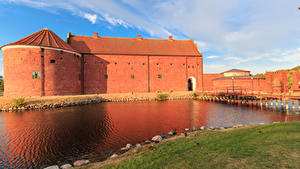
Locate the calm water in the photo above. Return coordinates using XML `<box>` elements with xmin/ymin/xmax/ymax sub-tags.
<box><xmin>0</xmin><ymin>100</ymin><xmax>299</xmax><ymax>168</ymax></box>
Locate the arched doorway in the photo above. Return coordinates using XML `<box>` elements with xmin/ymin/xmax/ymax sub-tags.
<box><xmin>187</xmin><ymin>77</ymin><xmax>196</xmax><ymax>91</ymax></box>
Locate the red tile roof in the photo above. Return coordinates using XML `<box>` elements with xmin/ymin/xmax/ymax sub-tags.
<box><xmin>68</xmin><ymin>35</ymin><xmax>202</xmax><ymax>56</ymax></box>
<box><xmin>1</xmin><ymin>28</ymin><xmax>78</xmax><ymax>53</ymax></box>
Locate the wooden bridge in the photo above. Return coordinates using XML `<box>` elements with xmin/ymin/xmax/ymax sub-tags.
<box><xmin>199</xmin><ymin>91</ymin><xmax>300</xmax><ymax>114</ymax></box>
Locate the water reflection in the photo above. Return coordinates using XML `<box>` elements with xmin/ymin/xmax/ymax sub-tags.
<box><xmin>0</xmin><ymin>100</ymin><xmax>299</xmax><ymax>168</ymax></box>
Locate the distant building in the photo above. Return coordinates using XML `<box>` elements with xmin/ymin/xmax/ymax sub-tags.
<box><xmin>221</xmin><ymin>69</ymin><xmax>250</xmax><ymax>77</ymax></box>
<box><xmin>0</xmin><ymin>29</ymin><xmax>203</xmax><ymax>97</ymax></box>
<box><xmin>203</xmin><ymin>69</ymin><xmax>299</xmax><ymax>95</ymax></box>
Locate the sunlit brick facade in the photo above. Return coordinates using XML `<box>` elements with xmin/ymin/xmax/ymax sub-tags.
<box><xmin>1</xmin><ymin>29</ymin><xmax>203</xmax><ymax>97</ymax></box>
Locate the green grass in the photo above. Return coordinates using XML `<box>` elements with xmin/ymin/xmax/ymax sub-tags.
<box><xmin>100</xmin><ymin>122</ymin><xmax>300</xmax><ymax>169</ymax></box>
<box><xmin>156</xmin><ymin>93</ymin><xmax>168</xmax><ymax>101</ymax></box>
<box><xmin>192</xmin><ymin>93</ymin><xmax>199</xmax><ymax>99</ymax></box>
<box><xmin>12</xmin><ymin>97</ymin><xmax>25</xmax><ymax>107</ymax></box>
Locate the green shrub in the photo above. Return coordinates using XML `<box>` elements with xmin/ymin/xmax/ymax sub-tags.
<box><xmin>13</xmin><ymin>97</ymin><xmax>25</xmax><ymax>107</ymax></box>
<box><xmin>0</xmin><ymin>82</ymin><xmax>3</xmax><ymax>91</ymax></box>
<box><xmin>0</xmin><ymin>79</ymin><xmax>3</xmax><ymax>91</ymax></box>
<box><xmin>156</xmin><ymin>93</ymin><xmax>168</xmax><ymax>101</ymax></box>
<box><xmin>192</xmin><ymin>93</ymin><xmax>199</xmax><ymax>99</ymax></box>
<box><xmin>287</xmin><ymin>73</ymin><xmax>292</xmax><ymax>89</ymax></box>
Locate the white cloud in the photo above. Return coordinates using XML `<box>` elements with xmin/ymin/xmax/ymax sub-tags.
<box><xmin>206</xmin><ymin>55</ymin><xmax>219</xmax><ymax>59</ymax></box>
<box><xmin>195</xmin><ymin>40</ymin><xmax>209</xmax><ymax>51</ymax></box>
<box><xmin>83</xmin><ymin>13</ymin><xmax>97</xmax><ymax>24</ymax></box>
<box><xmin>102</xmin><ymin>14</ymin><xmax>130</xmax><ymax>28</ymax></box>
<box><xmin>204</xmin><ymin>64</ymin><xmax>229</xmax><ymax>73</ymax></box>
<box><xmin>2</xmin><ymin>0</ymin><xmax>300</xmax><ymax>73</ymax></box>
<box><xmin>271</xmin><ymin>48</ymin><xmax>300</xmax><ymax>62</ymax></box>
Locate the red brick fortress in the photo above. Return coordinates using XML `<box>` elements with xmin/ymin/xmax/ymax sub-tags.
<box><xmin>1</xmin><ymin>29</ymin><xmax>203</xmax><ymax>97</ymax></box>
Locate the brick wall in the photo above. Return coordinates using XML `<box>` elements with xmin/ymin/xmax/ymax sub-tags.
<box><xmin>291</xmin><ymin>71</ymin><xmax>300</xmax><ymax>92</ymax></box>
<box><xmin>3</xmin><ymin>47</ymin><xmax>81</xmax><ymax>97</ymax></box>
<box><xmin>83</xmin><ymin>54</ymin><xmax>203</xmax><ymax>94</ymax></box>
<box><xmin>3</xmin><ymin>48</ymin><xmax>42</xmax><ymax>97</ymax></box>
<box><xmin>43</xmin><ymin>49</ymin><xmax>81</xmax><ymax>96</ymax></box>
<box><xmin>203</xmin><ymin>74</ymin><xmax>222</xmax><ymax>91</ymax></box>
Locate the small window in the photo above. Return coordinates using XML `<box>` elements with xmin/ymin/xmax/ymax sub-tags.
<box><xmin>60</xmin><ymin>57</ymin><xmax>63</xmax><ymax>60</ymax></box>
<box><xmin>115</xmin><ymin>62</ymin><xmax>117</xmax><ymax>65</ymax></box>
<box><xmin>188</xmin><ymin>66</ymin><xmax>190</xmax><ymax>68</ymax></box>
<box><xmin>170</xmin><ymin>63</ymin><xmax>173</xmax><ymax>66</ymax></box>
<box><xmin>41</xmin><ymin>48</ymin><xmax>44</xmax><ymax>52</ymax></box>
<box><xmin>104</xmin><ymin>74</ymin><xmax>108</xmax><ymax>79</ymax></box>
<box><xmin>142</xmin><ymin>63</ymin><xmax>145</xmax><ymax>65</ymax></box>
<box><xmin>131</xmin><ymin>74</ymin><xmax>135</xmax><ymax>79</ymax></box>
<box><xmin>197</xmin><ymin>64</ymin><xmax>200</xmax><ymax>66</ymax></box>
<box><xmin>156</xmin><ymin>63</ymin><xmax>159</xmax><ymax>66</ymax></box>
<box><xmin>50</xmin><ymin>60</ymin><xmax>56</xmax><ymax>64</ymax></box>
<box><xmin>158</xmin><ymin>74</ymin><xmax>162</xmax><ymax>79</ymax></box>
<box><xmin>128</xmin><ymin>62</ymin><xmax>131</xmax><ymax>65</ymax></box>
<box><xmin>32</xmin><ymin>71</ymin><xmax>40</xmax><ymax>79</ymax></box>
<box><xmin>183</xmin><ymin>64</ymin><xmax>185</xmax><ymax>66</ymax></box>
<box><xmin>78</xmin><ymin>74</ymin><xmax>81</xmax><ymax>80</ymax></box>
<box><xmin>60</xmin><ymin>50</ymin><xmax>63</xmax><ymax>54</ymax></box>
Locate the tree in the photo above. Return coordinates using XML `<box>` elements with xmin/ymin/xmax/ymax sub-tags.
<box><xmin>253</xmin><ymin>73</ymin><xmax>265</xmax><ymax>78</ymax></box>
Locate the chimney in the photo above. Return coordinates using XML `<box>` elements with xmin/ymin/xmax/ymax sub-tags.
<box><xmin>169</xmin><ymin>35</ymin><xmax>173</xmax><ymax>41</ymax></box>
<box><xmin>94</xmin><ymin>32</ymin><xmax>98</xmax><ymax>38</ymax></box>
<box><xmin>137</xmin><ymin>34</ymin><xmax>142</xmax><ymax>40</ymax></box>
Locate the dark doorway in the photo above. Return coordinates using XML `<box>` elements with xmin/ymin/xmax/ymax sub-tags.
<box><xmin>188</xmin><ymin>79</ymin><xmax>193</xmax><ymax>91</ymax></box>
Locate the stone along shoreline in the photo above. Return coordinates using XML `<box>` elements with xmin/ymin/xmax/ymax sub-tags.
<box><xmin>0</xmin><ymin>91</ymin><xmax>198</xmax><ymax>112</ymax></box>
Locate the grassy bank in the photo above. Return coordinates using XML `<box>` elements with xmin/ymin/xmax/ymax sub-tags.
<box><xmin>0</xmin><ymin>91</ymin><xmax>196</xmax><ymax>111</ymax></box>
<box><xmin>82</xmin><ymin>122</ymin><xmax>300</xmax><ymax>169</ymax></box>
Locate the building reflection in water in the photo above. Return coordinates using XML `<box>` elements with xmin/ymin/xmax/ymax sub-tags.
<box><xmin>0</xmin><ymin>100</ymin><xmax>299</xmax><ymax>168</ymax></box>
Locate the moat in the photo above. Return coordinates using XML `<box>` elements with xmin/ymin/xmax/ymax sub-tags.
<box><xmin>0</xmin><ymin>100</ymin><xmax>299</xmax><ymax>168</ymax></box>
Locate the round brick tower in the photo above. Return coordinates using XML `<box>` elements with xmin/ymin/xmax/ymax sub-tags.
<box><xmin>1</xmin><ymin>28</ymin><xmax>82</xmax><ymax>97</ymax></box>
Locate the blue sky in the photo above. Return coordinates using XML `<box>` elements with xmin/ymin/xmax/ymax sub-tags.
<box><xmin>0</xmin><ymin>0</ymin><xmax>300</xmax><ymax>76</ymax></box>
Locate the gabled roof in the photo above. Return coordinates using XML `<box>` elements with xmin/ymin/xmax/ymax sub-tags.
<box><xmin>68</xmin><ymin>35</ymin><xmax>202</xmax><ymax>56</ymax></box>
<box><xmin>1</xmin><ymin>28</ymin><xmax>78</xmax><ymax>53</ymax></box>
<box><xmin>221</xmin><ymin>69</ymin><xmax>250</xmax><ymax>73</ymax></box>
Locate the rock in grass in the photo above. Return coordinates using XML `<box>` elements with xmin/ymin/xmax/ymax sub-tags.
<box><xmin>172</xmin><ymin>129</ymin><xmax>177</xmax><ymax>135</ymax></box>
<box><xmin>161</xmin><ymin>134</ymin><xmax>169</xmax><ymax>139</ymax></box>
<box><xmin>192</xmin><ymin>126</ymin><xmax>199</xmax><ymax>131</ymax></box>
<box><xmin>73</xmin><ymin>160</ymin><xmax>90</xmax><ymax>167</ymax></box>
<box><xmin>152</xmin><ymin>135</ymin><xmax>162</xmax><ymax>143</ymax></box>
<box><xmin>44</xmin><ymin>165</ymin><xmax>59</xmax><ymax>169</ymax></box>
<box><xmin>145</xmin><ymin>140</ymin><xmax>151</xmax><ymax>144</ymax></box>
<box><xmin>136</xmin><ymin>143</ymin><xmax>142</xmax><ymax>147</ymax></box>
<box><xmin>126</xmin><ymin>144</ymin><xmax>132</xmax><ymax>149</ymax></box>
<box><xmin>184</xmin><ymin>128</ymin><xmax>190</xmax><ymax>132</ymax></box>
<box><xmin>60</xmin><ymin>164</ymin><xmax>72</xmax><ymax>169</ymax></box>
<box><xmin>121</xmin><ymin>147</ymin><xmax>129</xmax><ymax>151</ymax></box>
<box><xmin>200</xmin><ymin>126</ymin><xmax>205</xmax><ymax>130</ymax></box>
<box><xmin>168</xmin><ymin>131</ymin><xmax>174</xmax><ymax>135</ymax></box>
<box><xmin>110</xmin><ymin>154</ymin><xmax>118</xmax><ymax>158</ymax></box>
